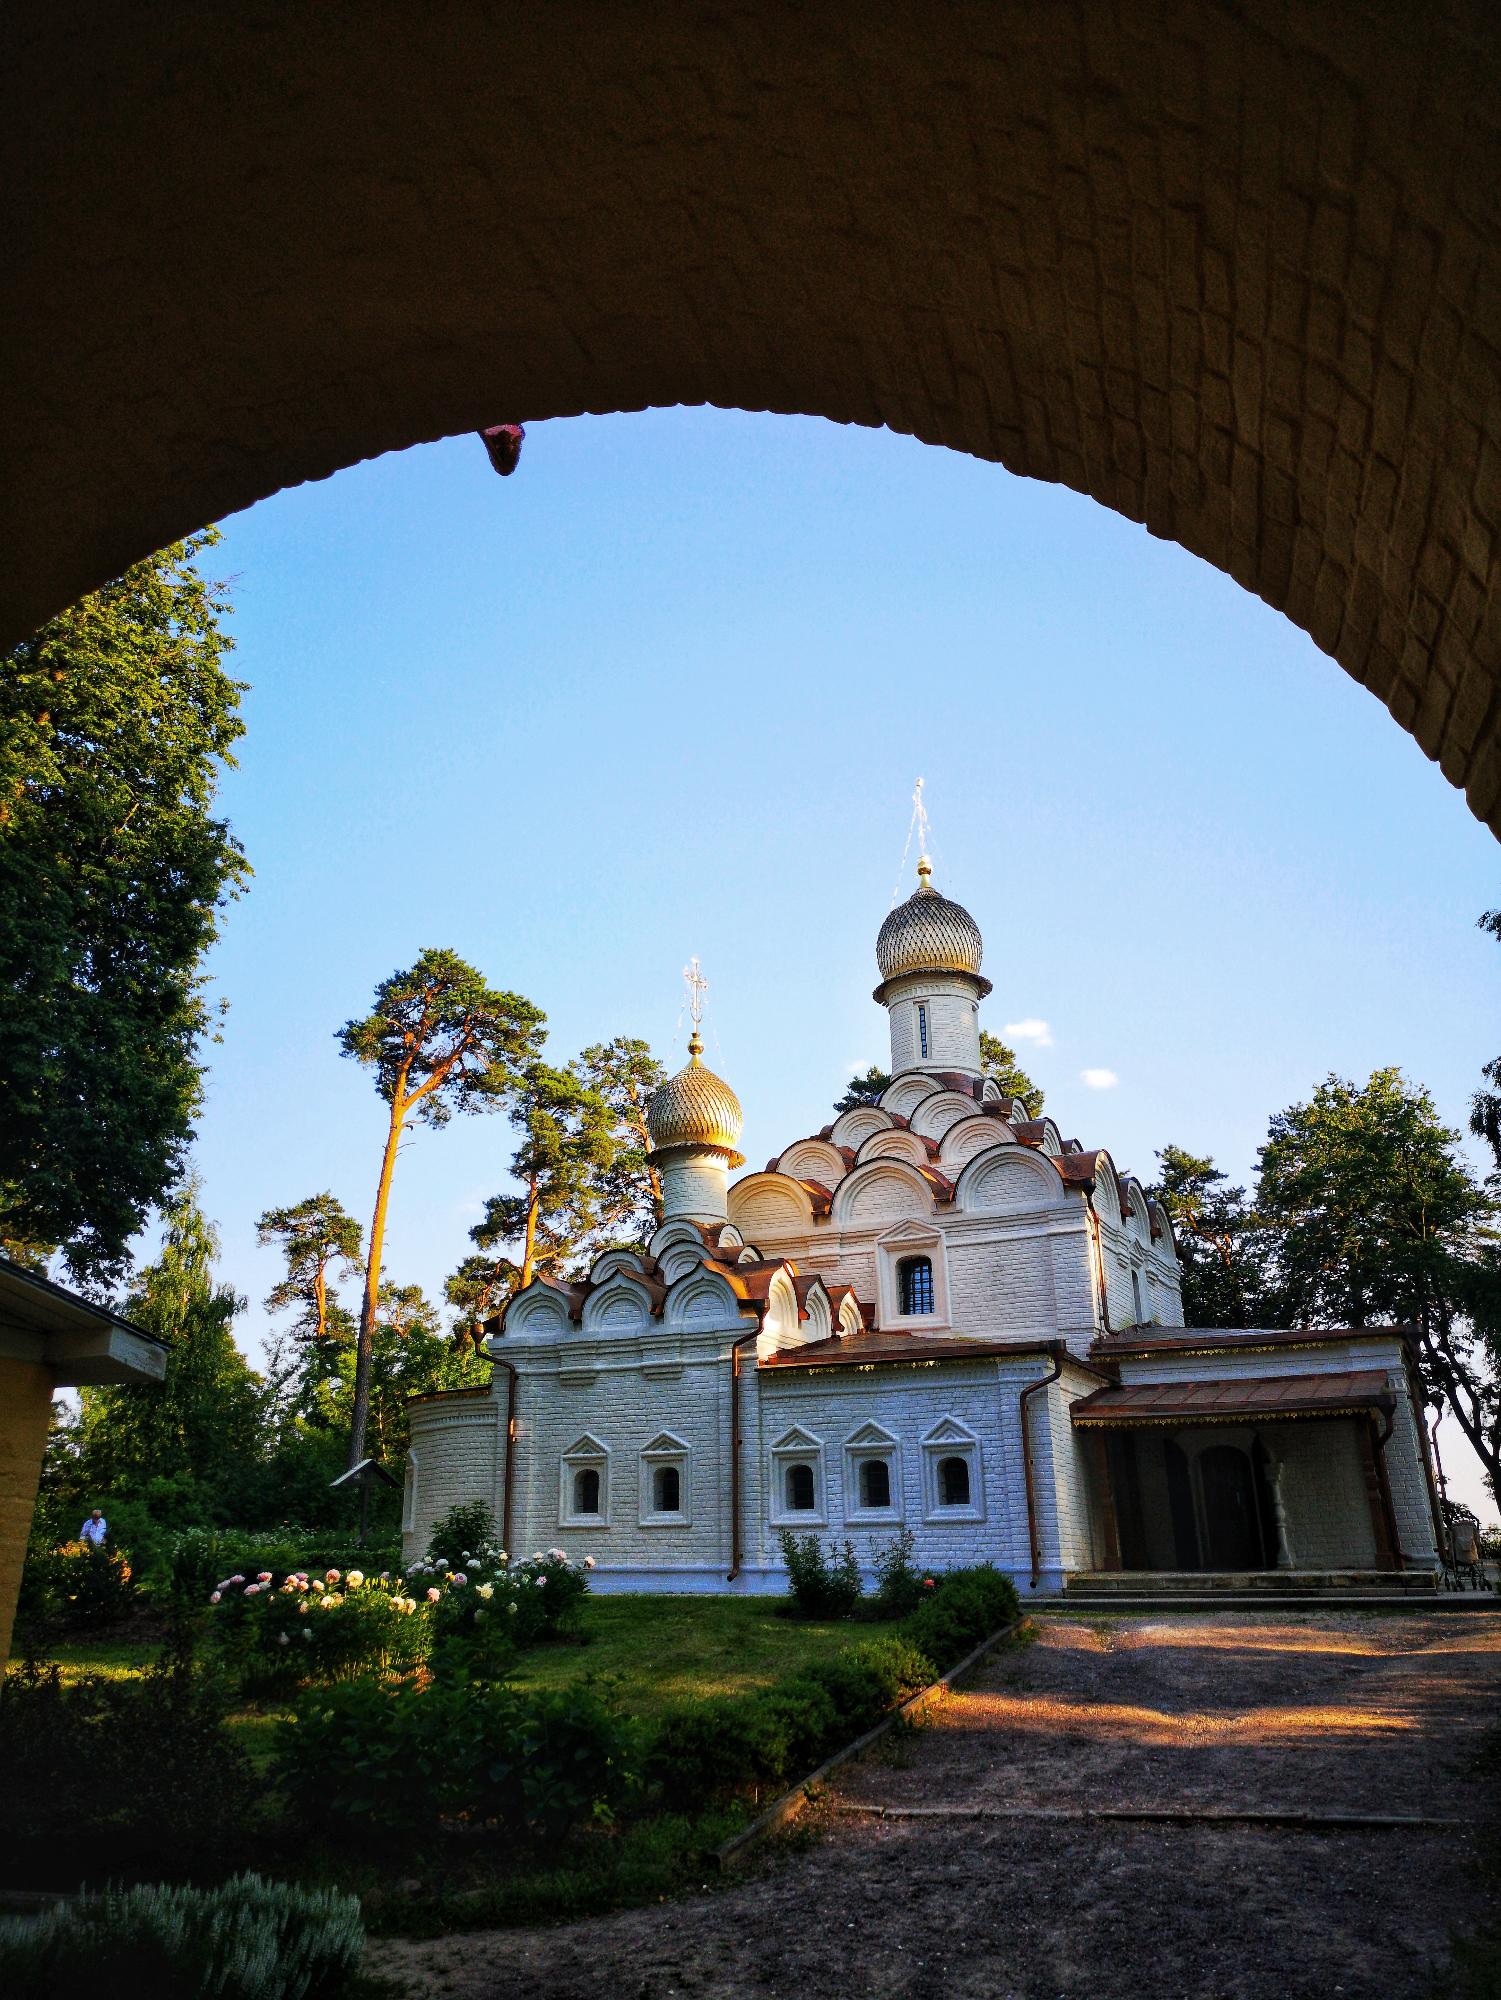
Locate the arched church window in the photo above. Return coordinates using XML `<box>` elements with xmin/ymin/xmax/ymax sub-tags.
<box><xmin>937</xmin><ymin>1455</ymin><xmax>970</xmax><ymax>1507</ymax></box>
<box><xmin>859</xmin><ymin>1458</ymin><xmax>891</xmax><ymax>1509</ymax></box>
<box><xmin>574</xmin><ymin>1466</ymin><xmax>601</xmax><ymax>1515</ymax></box>
<box><xmin>899</xmin><ymin>1255</ymin><xmax>935</xmax><ymax>1315</ymax></box>
<box><xmin>917</xmin><ymin>1003</ymin><xmax>930</xmax><ymax>1059</ymax></box>
<box><xmin>785</xmin><ymin>1462</ymin><xmax>817</xmax><ymax>1511</ymax></box>
<box><xmin>653</xmin><ymin>1464</ymin><xmax>681</xmax><ymax>1514</ymax></box>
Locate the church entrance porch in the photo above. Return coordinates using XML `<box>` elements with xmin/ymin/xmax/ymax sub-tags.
<box><xmin>1071</xmin><ymin>1372</ymin><xmax>1407</xmax><ymax>1580</ymax></box>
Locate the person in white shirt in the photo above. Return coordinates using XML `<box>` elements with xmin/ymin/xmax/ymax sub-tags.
<box><xmin>79</xmin><ymin>1509</ymin><xmax>107</xmax><ymax>1548</ymax></box>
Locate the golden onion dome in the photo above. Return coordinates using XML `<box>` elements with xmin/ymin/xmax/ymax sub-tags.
<box><xmin>645</xmin><ymin>1034</ymin><xmax>746</xmax><ymax>1164</ymax></box>
<box><xmin>875</xmin><ymin>856</ymin><xmax>987</xmax><ymax>987</ymax></box>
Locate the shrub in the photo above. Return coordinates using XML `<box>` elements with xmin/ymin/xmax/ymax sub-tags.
<box><xmin>868</xmin><ymin>1526</ymin><xmax>924</xmax><ymax>1618</ymax></box>
<box><xmin>278</xmin><ymin>1676</ymin><xmax>634</xmax><ymax>1847</ymax></box>
<box><xmin>166</xmin><ymin>1528</ymin><xmax>402</xmax><ymax>1608</ymax></box>
<box><xmin>18</xmin><ymin>1539</ymin><xmax>135</xmax><ymax>1629</ymax></box>
<box><xmin>777</xmin><ymin>1531</ymin><xmax>863</xmax><ymax>1619</ymax></box>
<box><xmin>643</xmin><ymin>1698</ymin><xmax>768</xmax><ymax>1800</ymax></box>
<box><xmin>206</xmin><ymin>1566</ymin><xmax>428</xmax><ymax>1695</ymax></box>
<box><xmin>0</xmin><ymin>1873</ymin><xmax>362</xmax><ymax>2000</ymax></box>
<box><xmin>900</xmin><ymin>1564</ymin><xmax>1019</xmax><ymax>1670</ymax></box>
<box><xmin>424</xmin><ymin>1499</ymin><xmax>496</xmax><ymax>1564</ymax></box>
<box><xmin>0</xmin><ymin>1650</ymin><xmax>258</xmax><ymax>1886</ymax></box>
<box><xmin>405</xmin><ymin>1545</ymin><xmax>591</xmax><ymax>1658</ymax></box>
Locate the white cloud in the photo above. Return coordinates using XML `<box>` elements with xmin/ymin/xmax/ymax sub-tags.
<box><xmin>1003</xmin><ymin>1018</ymin><xmax>1053</xmax><ymax>1047</ymax></box>
<box><xmin>1080</xmin><ymin>1068</ymin><xmax>1119</xmax><ymax>1090</ymax></box>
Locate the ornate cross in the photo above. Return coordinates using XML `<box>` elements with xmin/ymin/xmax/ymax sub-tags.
<box><xmin>682</xmin><ymin>955</ymin><xmax>708</xmax><ymax>1032</ymax></box>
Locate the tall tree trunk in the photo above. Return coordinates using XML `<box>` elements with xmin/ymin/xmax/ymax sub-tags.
<box><xmin>520</xmin><ymin>1174</ymin><xmax>539</xmax><ymax>1289</ymax></box>
<box><xmin>349</xmin><ymin>1093</ymin><xmax>404</xmax><ymax>1469</ymax></box>
<box><xmin>313</xmin><ymin>1259</ymin><xmax>328</xmax><ymax>1353</ymax></box>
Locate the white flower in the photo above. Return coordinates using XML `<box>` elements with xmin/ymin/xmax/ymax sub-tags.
<box><xmin>548</xmin><ymin>1548</ymin><xmax>565</xmax><ymax>1564</ymax></box>
<box><xmin>298</xmin><ymin>1600</ymin><xmax>309</xmax><ymax>1613</ymax></box>
<box><xmin>583</xmin><ymin>1556</ymin><xmax>596</xmax><ymax>1570</ymax></box>
<box><xmin>209</xmin><ymin>1591</ymin><xmax>221</xmax><ymax>1605</ymax></box>
<box><xmin>498</xmin><ymin>1551</ymin><xmax>509</xmax><ymax>1566</ymax></box>
<box><xmin>474</xmin><ymin>1608</ymin><xmax>486</xmax><ymax>1623</ymax></box>
<box><xmin>303</xmin><ymin>1628</ymin><xmax>313</xmax><ymax>1641</ymax></box>
<box><xmin>320</xmin><ymin>1594</ymin><xmax>339</xmax><ymax>1610</ymax></box>
<box><xmin>466</xmin><ymin>1559</ymin><xmax>481</xmax><ymax>1571</ymax></box>
<box><xmin>461</xmin><ymin>1550</ymin><xmax>471</xmax><ymax>1559</ymax></box>
<box><xmin>476</xmin><ymin>1583</ymin><xmax>494</xmax><ymax>1601</ymax></box>
<box><xmin>427</xmin><ymin>1587</ymin><xmax>441</xmax><ymax>1602</ymax></box>
<box><xmin>380</xmin><ymin>1571</ymin><xmax>391</xmax><ymax>1582</ymax></box>
<box><xmin>435</xmin><ymin>1557</ymin><xmax>448</xmax><ymax>1570</ymax></box>
<box><xmin>310</xmin><ymin>1579</ymin><xmax>325</xmax><ymax>1594</ymax></box>
<box><xmin>530</xmin><ymin>1552</ymin><xmax>543</xmax><ymax>1564</ymax></box>
<box><xmin>506</xmin><ymin>1602</ymin><xmax>517</xmax><ymax>1616</ymax></box>
<box><xmin>277</xmin><ymin>1632</ymin><xmax>290</xmax><ymax>1647</ymax></box>
<box><xmin>347</xmin><ymin>1570</ymin><xmax>365</xmax><ymax>1587</ymax></box>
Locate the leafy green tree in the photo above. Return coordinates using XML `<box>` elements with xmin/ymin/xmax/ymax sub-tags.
<box><xmin>575</xmin><ymin>1036</ymin><xmax>667</xmax><ymax>1237</ymax></box>
<box><xmin>834</xmin><ymin>1065</ymin><xmax>889</xmax><ymax>1114</ymax></box>
<box><xmin>71</xmin><ymin>1182</ymin><xmax>264</xmax><ymax>1513</ymax></box>
<box><xmin>1255</xmin><ymin>1068</ymin><xmax>1500</xmax><ymax>1508</ymax></box>
<box><xmin>1150</xmin><ymin>1145</ymin><xmax>1267</xmax><ymax>1327</ymax></box>
<box><xmin>255</xmin><ymin>1193</ymin><xmax>363</xmax><ymax>1421</ymax></box>
<box><xmin>0</xmin><ymin>533</ymin><xmax>249</xmax><ymax>1284</ymax></box>
<box><xmin>337</xmin><ymin>951</ymin><xmax>544</xmax><ymax>1466</ymax></box>
<box><xmin>445</xmin><ymin>1250</ymin><xmax>522</xmax><ymax>1339</ymax></box>
<box><xmin>979</xmin><ymin>1031</ymin><xmax>1044</xmax><ymax>1117</ymax></box>
<box><xmin>471</xmin><ymin>1061</ymin><xmax>618</xmax><ymax>1290</ymax></box>
<box><xmin>308</xmin><ymin>1279</ymin><xmax>488</xmax><ymax>1466</ymax></box>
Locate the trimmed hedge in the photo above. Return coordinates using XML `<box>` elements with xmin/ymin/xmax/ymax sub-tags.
<box><xmin>0</xmin><ymin>1875</ymin><xmax>362</xmax><ymax>2000</ymax></box>
<box><xmin>646</xmin><ymin>1568</ymin><xmax>1018</xmax><ymax>1800</ymax></box>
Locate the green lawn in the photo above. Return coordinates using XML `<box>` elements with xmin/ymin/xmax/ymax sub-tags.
<box><xmin>505</xmin><ymin>1594</ymin><xmax>875</xmax><ymax>1720</ymax></box>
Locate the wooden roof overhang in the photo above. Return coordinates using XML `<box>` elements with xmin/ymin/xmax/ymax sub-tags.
<box><xmin>1070</xmin><ymin>1369</ymin><xmax>1397</xmax><ymax>1428</ymax></box>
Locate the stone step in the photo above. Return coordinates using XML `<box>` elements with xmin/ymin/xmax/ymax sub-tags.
<box><xmin>1064</xmin><ymin>1569</ymin><xmax>1439</xmax><ymax>1596</ymax></box>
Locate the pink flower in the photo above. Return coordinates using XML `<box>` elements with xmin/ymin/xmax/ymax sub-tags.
<box><xmin>257</xmin><ymin>1571</ymin><xmax>273</xmax><ymax>1583</ymax></box>
<box><xmin>583</xmin><ymin>1556</ymin><xmax>596</xmax><ymax>1570</ymax></box>
<box><xmin>325</xmin><ymin>1568</ymin><xmax>341</xmax><ymax>1583</ymax></box>
<box><xmin>450</xmin><ymin>1572</ymin><xmax>467</xmax><ymax>1587</ymax></box>
<box><xmin>923</xmin><ymin>1578</ymin><xmax>935</xmax><ymax>1589</ymax></box>
<box><xmin>426</xmin><ymin>1587</ymin><xmax>441</xmax><ymax>1602</ymax></box>
<box><xmin>209</xmin><ymin>1591</ymin><xmax>221</xmax><ymax>1605</ymax></box>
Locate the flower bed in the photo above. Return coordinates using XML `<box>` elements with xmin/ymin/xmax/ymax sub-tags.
<box><xmin>205</xmin><ymin>1544</ymin><xmax>595</xmax><ymax>1692</ymax></box>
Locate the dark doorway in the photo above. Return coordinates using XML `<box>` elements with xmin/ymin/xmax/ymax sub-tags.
<box><xmin>1199</xmin><ymin>1444</ymin><xmax>1263</xmax><ymax>1569</ymax></box>
<box><xmin>1165</xmin><ymin>1439</ymin><xmax>1200</xmax><ymax>1569</ymax></box>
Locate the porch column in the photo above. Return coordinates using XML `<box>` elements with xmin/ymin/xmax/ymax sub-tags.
<box><xmin>1264</xmin><ymin>1443</ymin><xmax>1296</xmax><ymax>1569</ymax></box>
<box><xmin>1358</xmin><ymin>1415</ymin><xmax>1402</xmax><ymax>1571</ymax></box>
<box><xmin>1085</xmin><ymin>1430</ymin><xmax>1121</xmax><ymax>1571</ymax></box>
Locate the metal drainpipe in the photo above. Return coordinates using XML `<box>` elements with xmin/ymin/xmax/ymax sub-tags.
<box><xmin>725</xmin><ymin>1327</ymin><xmax>762</xmax><ymax>1582</ymax></box>
<box><xmin>490</xmin><ymin>1357</ymin><xmax>518</xmax><ymax>1558</ymax></box>
<box><xmin>1085</xmin><ymin>1191</ymin><xmax>1113</xmax><ymax>1334</ymax></box>
<box><xmin>1020</xmin><ymin>1343</ymin><xmax>1066</xmax><ymax>1590</ymax></box>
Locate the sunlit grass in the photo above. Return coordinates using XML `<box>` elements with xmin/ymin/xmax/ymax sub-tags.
<box><xmin>505</xmin><ymin>1594</ymin><xmax>871</xmax><ymax>1721</ymax></box>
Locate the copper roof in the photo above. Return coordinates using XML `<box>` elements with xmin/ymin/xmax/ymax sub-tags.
<box><xmin>759</xmin><ymin>1331</ymin><xmax>1083</xmax><ymax>1371</ymax></box>
<box><xmin>1070</xmin><ymin>1369</ymin><xmax>1396</xmax><ymax>1427</ymax></box>
<box><xmin>1092</xmin><ymin>1324</ymin><xmax>1415</xmax><ymax>1360</ymax></box>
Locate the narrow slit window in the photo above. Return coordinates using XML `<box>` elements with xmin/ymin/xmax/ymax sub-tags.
<box><xmin>899</xmin><ymin>1255</ymin><xmax>935</xmax><ymax>1315</ymax></box>
<box><xmin>653</xmin><ymin>1464</ymin><xmax>681</xmax><ymax>1514</ymax></box>
<box><xmin>917</xmin><ymin>1003</ymin><xmax>930</xmax><ymax>1059</ymax></box>
<box><xmin>938</xmin><ymin>1455</ymin><xmax>970</xmax><ymax>1507</ymax></box>
<box><xmin>785</xmin><ymin>1462</ymin><xmax>817</xmax><ymax>1511</ymax></box>
<box><xmin>574</xmin><ymin>1466</ymin><xmax>601</xmax><ymax>1515</ymax></box>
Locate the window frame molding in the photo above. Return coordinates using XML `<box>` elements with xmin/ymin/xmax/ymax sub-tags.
<box><xmin>769</xmin><ymin>1424</ymin><xmax>828</xmax><ymax>1527</ymax></box>
<box><xmin>875</xmin><ymin>1221</ymin><xmax>951</xmax><ymax>1331</ymax></box>
<box><xmin>843</xmin><ymin>1422</ymin><xmax>902</xmax><ymax>1525</ymax></box>
<box><xmin>560</xmin><ymin>1432</ymin><xmax>611</xmax><ymax>1528</ymax></box>
<box><xmin>920</xmin><ymin>1417</ymin><xmax>985</xmax><ymax>1524</ymax></box>
<box><xmin>638</xmin><ymin>1430</ymin><xmax>693</xmax><ymax>1529</ymax></box>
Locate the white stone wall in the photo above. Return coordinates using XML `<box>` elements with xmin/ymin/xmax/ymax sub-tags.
<box><xmin>881</xmin><ymin>972</ymin><xmax>983</xmax><ymax>1076</ymax></box>
<box><xmin>1269</xmin><ymin>1420</ymin><xmax>1378</xmax><ymax>1568</ymax></box>
<box><xmin>403</xmin><ymin>1391</ymin><xmax>503</xmax><ymax>1561</ymax></box>
<box><xmin>658</xmin><ymin>1153</ymin><xmax>730</xmax><ymax>1225</ymax></box>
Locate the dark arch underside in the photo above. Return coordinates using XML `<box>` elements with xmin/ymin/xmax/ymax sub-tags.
<box><xmin>4</xmin><ymin>2</ymin><xmax>1501</xmax><ymax>831</ymax></box>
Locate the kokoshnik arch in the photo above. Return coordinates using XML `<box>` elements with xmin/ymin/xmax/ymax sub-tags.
<box><xmin>4</xmin><ymin>4</ymin><xmax>1501</xmax><ymax>831</ymax></box>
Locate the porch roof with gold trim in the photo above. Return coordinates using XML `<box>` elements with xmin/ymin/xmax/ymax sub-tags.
<box><xmin>1070</xmin><ymin>1369</ymin><xmax>1396</xmax><ymax>1427</ymax></box>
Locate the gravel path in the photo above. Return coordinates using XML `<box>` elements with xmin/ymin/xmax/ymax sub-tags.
<box><xmin>368</xmin><ymin>1609</ymin><xmax>1501</xmax><ymax>2000</ymax></box>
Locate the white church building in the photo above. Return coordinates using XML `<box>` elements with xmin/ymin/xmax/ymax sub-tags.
<box><xmin>403</xmin><ymin>860</ymin><xmax>1444</xmax><ymax>1594</ymax></box>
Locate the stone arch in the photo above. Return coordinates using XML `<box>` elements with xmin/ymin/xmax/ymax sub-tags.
<box><xmin>776</xmin><ymin>1138</ymin><xmax>851</xmax><ymax>1187</ymax></box>
<box><xmin>855</xmin><ymin>1128</ymin><xmax>932</xmax><ymax>1169</ymax></box>
<box><xmin>6</xmin><ymin>10</ymin><xmax>1501</xmax><ymax>826</ymax></box>
<box><xmin>957</xmin><ymin>1144</ymin><xmax>1069</xmax><ymax>1214</ymax></box>
<box><xmin>907</xmin><ymin>1090</ymin><xmax>988</xmax><ymax>1144</ymax></box>
<box><xmin>727</xmin><ymin>1172</ymin><xmax>816</xmax><ymax>1239</ymax></box>
<box><xmin>833</xmin><ymin>1159</ymin><xmax>937</xmax><ymax>1227</ymax></box>
<box><xmin>829</xmin><ymin>1106</ymin><xmax>894</xmax><ymax>1151</ymax></box>
<box><xmin>939</xmin><ymin>1114</ymin><xmax>1019</xmax><ymax>1170</ymax></box>
<box><xmin>880</xmin><ymin>1076</ymin><xmax>938</xmax><ymax>1120</ymax></box>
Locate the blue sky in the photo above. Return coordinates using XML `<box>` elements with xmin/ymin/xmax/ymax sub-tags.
<box><xmin>191</xmin><ymin>407</ymin><xmax>1498</xmax><ymax>1517</ymax></box>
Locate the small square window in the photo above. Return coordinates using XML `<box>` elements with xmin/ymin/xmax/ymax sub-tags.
<box><xmin>561</xmin><ymin>1435</ymin><xmax>610</xmax><ymax>1527</ymax></box>
<box><xmin>639</xmin><ymin>1432</ymin><xmax>693</xmax><ymax>1527</ymax></box>
<box><xmin>770</xmin><ymin>1430</ymin><xmax>826</xmax><ymax>1525</ymax></box>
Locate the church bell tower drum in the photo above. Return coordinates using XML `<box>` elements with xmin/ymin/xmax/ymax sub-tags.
<box><xmin>873</xmin><ymin>856</ymin><xmax>992</xmax><ymax>1079</ymax></box>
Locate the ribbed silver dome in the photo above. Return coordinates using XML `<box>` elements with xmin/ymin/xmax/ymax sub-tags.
<box><xmin>876</xmin><ymin>858</ymin><xmax>984</xmax><ymax>982</ymax></box>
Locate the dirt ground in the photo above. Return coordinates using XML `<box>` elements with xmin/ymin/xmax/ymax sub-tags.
<box><xmin>368</xmin><ymin>1609</ymin><xmax>1501</xmax><ymax>2000</ymax></box>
